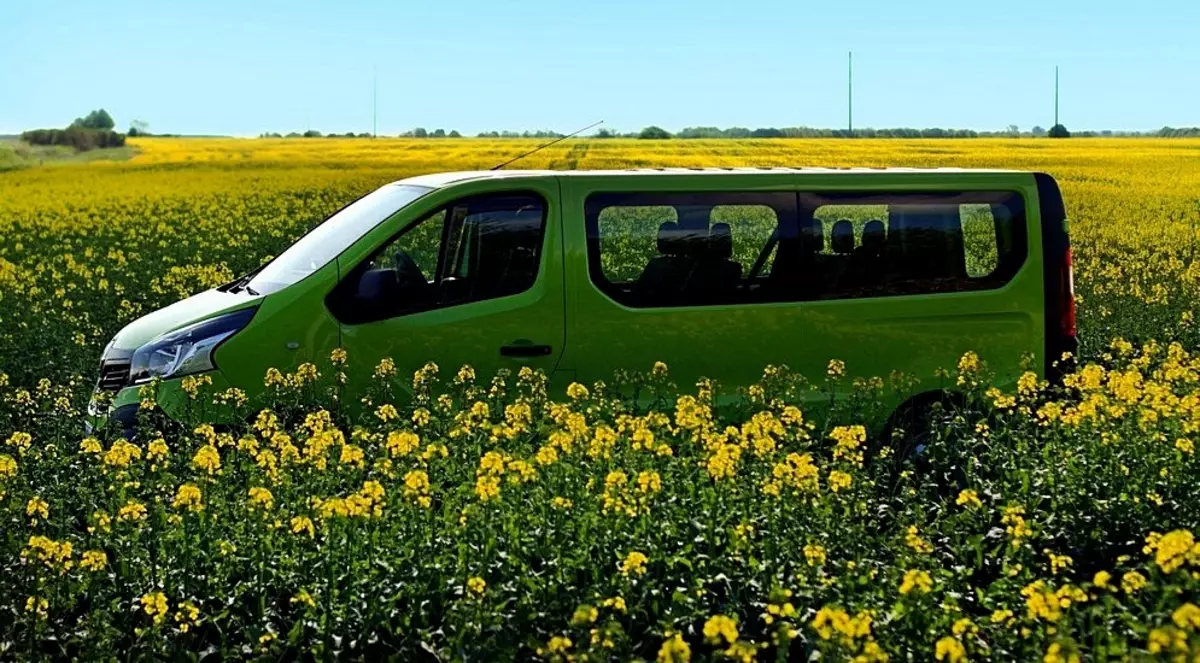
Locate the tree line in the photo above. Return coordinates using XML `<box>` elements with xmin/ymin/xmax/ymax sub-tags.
<box><xmin>21</xmin><ymin>109</ymin><xmax>127</xmax><ymax>152</ymax></box>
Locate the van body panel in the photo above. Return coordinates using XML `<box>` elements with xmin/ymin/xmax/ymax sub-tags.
<box><xmin>335</xmin><ymin>176</ymin><xmax>566</xmax><ymax>403</ymax></box>
<box><xmin>560</xmin><ymin>171</ymin><xmax>1046</xmax><ymax>414</ymax></box>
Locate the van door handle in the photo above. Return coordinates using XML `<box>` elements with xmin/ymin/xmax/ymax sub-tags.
<box><xmin>500</xmin><ymin>343</ymin><xmax>552</xmax><ymax>358</ymax></box>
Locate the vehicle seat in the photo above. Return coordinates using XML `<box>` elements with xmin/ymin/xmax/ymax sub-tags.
<box><xmin>831</xmin><ymin>220</ymin><xmax>855</xmax><ymax>255</ymax></box>
<box><xmin>841</xmin><ymin>219</ymin><xmax>886</xmax><ymax>293</ymax></box>
<box><xmin>634</xmin><ymin>221</ymin><xmax>696</xmax><ymax>304</ymax></box>
<box><xmin>681</xmin><ymin>222</ymin><xmax>743</xmax><ymax>301</ymax></box>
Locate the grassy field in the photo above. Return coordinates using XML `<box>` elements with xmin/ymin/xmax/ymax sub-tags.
<box><xmin>3</xmin><ymin>137</ymin><xmax>1200</xmax><ymax>660</ymax></box>
<box><xmin>0</xmin><ymin>139</ymin><xmax>137</xmax><ymax>172</ymax></box>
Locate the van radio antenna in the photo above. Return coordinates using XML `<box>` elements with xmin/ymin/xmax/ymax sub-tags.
<box><xmin>490</xmin><ymin>120</ymin><xmax>604</xmax><ymax>170</ymax></box>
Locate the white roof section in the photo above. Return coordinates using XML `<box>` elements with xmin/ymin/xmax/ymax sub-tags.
<box><xmin>399</xmin><ymin>167</ymin><xmax>1026</xmax><ymax>189</ymax></box>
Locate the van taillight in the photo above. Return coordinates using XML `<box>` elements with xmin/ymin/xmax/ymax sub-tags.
<box><xmin>1061</xmin><ymin>246</ymin><xmax>1077</xmax><ymax>339</ymax></box>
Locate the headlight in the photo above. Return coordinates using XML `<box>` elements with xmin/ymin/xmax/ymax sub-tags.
<box><xmin>130</xmin><ymin>308</ymin><xmax>257</xmax><ymax>384</ymax></box>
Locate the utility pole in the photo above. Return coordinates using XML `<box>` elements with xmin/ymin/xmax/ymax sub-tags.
<box><xmin>848</xmin><ymin>51</ymin><xmax>854</xmax><ymax>135</ymax></box>
<box><xmin>1054</xmin><ymin>65</ymin><xmax>1059</xmax><ymax>126</ymax></box>
<box><xmin>372</xmin><ymin>65</ymin><xmax>378</xmax><ymax>138</ymax></box>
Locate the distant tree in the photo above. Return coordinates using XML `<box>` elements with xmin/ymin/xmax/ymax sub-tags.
<box><xmin>448</xmin><ymin>130</ymin><xmax>461</xmax><ymax>138</ymax></box>
<box><xmin>1006</xmin><ymin>124</ymin><xmax>1020</xmax><ymax>136</ymax></box>
<box><xmin>357</xmin><ymin>132</ymin><xmax>372</xmax><ymax>138</ymax></box>
<box><xmin>750</xmin><ymin>127</ymin><xmax>785</xmax><ymax>138</ymax></box>
<box><xmin>71</xmin><ymin>109</ymin><xmax>115</xmax><ymax>130</ymax></box>
<box><xmin>412</xmin><ymin>127</ymin><xmax>428</xmax><ymax>138</ymax></box>
<box><xmin>432</xmin><ymin>129</ymin><xmax>446</xmax><ymax>138</ymax></box>
<box><xmin>1031</xmin><ymin>125</ymin><xmax>1047</xmax><ymax>137</ymax></box>
<box><xmin>302</xmin><ymin>129</ymin><xmax>322</xmax><ymax>138</ymax></box>
<box><xmin>128</xmin><ymin>119</ymin><xmax>150</xmax><ymax>137</ymax></box>
<box><xmin>1048</xmin><ymin>124</ymin><xmax>1071</xmax><ymax>138</ymax></box>
<box><xmin>285</xmin><ymin>132</ymin><xmax>302</xmax><ymax>138</ymax></box>
<box><xmin>593</xmin><ymin>128</ymin><xmax>615</xmax><ymax>138</ymax></box>
<box><xmin>638</xmin><ymin>126</ymin><xmax>671</xmax><ymax>140</ymax></box>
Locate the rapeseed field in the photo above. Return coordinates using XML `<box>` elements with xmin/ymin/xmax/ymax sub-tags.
<box><xmin>2</xmin><ymin>137</ymin><xmax>1200</xmax><ymax>660</ymax></box>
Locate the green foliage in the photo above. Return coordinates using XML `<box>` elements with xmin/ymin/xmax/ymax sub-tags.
<box><xmin>1049</xmin><ymin>124</ymin><xmax>1072</xmax><ymax>138</ymax></box>
<box><xmin>20</xmin><ymin>127</ymin><xmax>126</xmax><ymax>152</ymax></box>
<box><xmin>638</xmin><ymin>126</ymin><xmax>672</xmax><ymax>140</ymax></box>
<box><xmin>71</xmin><ymin>109</ymin><xmax>115</xmax><ymax>130</ymax></box>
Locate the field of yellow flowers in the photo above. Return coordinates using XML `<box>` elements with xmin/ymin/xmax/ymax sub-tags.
<box><xmin>2</xmin><ymin>137</ymin><xmax>1200</xmax><ymax>660</ymax></box>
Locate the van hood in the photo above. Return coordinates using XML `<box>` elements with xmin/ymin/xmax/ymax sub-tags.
<box><xmin>107</xmin><ymin>289</ymin><xmax>263</xmax><ymax>353</ymax></box>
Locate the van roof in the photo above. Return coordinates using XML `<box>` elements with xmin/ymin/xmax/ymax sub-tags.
<box><xmin>399</xmin><ymin>167</ymin><xmax>1026</xmax><ymax>188</ymax></box>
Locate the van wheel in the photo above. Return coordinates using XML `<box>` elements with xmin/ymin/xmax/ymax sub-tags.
<box><xmin>880</xmin><ymin>396</ymin><xmax>967</xmax><ymax>494</ymax></box>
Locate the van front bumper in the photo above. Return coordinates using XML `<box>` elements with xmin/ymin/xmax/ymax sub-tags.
<box><xmin>86</xmin><ymin>371</ymin><xmax>236</xmax><ymax>436</ymax></box>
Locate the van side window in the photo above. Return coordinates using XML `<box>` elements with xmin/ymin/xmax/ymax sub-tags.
<box><xmin>333</xmin><ymin>193</ymin><xmax>546</xmax><ymax>323</ymax></box>
<box><xmin>796</xmin><ymin>191</ymin><xmax>1025</xmax><ymax>300</ymax></box>
<box><xmin>586</xmin><ymin>192</ymin><xmax>796</xmax><ymax>307</ymax></box>
<box><xmin>585</xmin><ymin>190</ymin><xmax>1025</xmax><ymax>308</ymax></box>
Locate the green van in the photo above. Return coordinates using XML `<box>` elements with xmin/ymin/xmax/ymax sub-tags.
<box><xmin>90</xmin><ymin>168</ymin><xmax>1076</xmax><ymax>433</ymax></box>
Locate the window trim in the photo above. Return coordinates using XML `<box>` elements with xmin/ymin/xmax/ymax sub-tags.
<box><xmin>584</xmin><ymin>189</ymin><xmax>1028</xmax><ymax>310</ymax></box>
<box><xmin>328</xmin><ymin>189</ymin><xmax>550</xmax><ymax>324</ymax></box>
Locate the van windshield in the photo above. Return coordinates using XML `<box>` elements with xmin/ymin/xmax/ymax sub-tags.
<box><xmin>247</xmin><ymin>184</ymin><xmax>432</xmax><ymax>294</ymax></box>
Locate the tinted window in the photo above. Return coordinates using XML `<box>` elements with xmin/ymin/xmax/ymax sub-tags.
<box><xmin>791</xmin><ymin>191</ymin><xmax>1025</xmax><ymax>300</ymax></box>
<box><xmin>332</xmin><ymin>193</ymin><xmax>546</xmax><ymax>323</ymax></box>
<box><xmin>586</xmin><ymin>190</ymin><xmax>1025</xmax><ymax>308</ymax></box>
<box><xmin>586</xmin><ymin>192</ymin><xmax>796</xmax><ymax>307</ymax></box>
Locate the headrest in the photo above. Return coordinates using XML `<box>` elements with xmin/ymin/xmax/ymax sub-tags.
<box><xmin>831</xmin><ymin>220</ymin><xmax>855</xmax><ymax>254</ymax></box>
<box><xmin>800</xmin><ymin>217</ymin><xmax>825</xmax><ymax>253</ymax></box>
<box><xmin>862</xmin><ymin>220</ymin><xmax>885</xmax><ymax>250</ymax></box>
<box><xmin>709</xmin><ymin>223</ymin><xmax>733</xmax><ymax>259</ymax></box>
<box><xmin>657</xmin><ymin>221</ymin><xmax>681</xmax><ymax>254</ymax></box>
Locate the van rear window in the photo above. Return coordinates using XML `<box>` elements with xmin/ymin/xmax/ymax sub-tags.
<box><xmin>585</xmin><ymin>190</ymin><xmax>1026</xmax><ymax>308</ymax></box>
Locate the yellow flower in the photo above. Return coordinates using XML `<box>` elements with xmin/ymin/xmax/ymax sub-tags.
<box><xmin>467</xmin><ymin>576</ymin><xmax>486</xmax><ymax>595</ymax></box>
<box><xmin>827</xmin><ymin>358</ymin><xmax>846</xmax><ymax>379</ymax></box>
<box><xmin>173</xmin><ymin>483</ymin><xmax>204</xmax><ymax>511</ymax></box>
<box><xmin>81</xmin><ymin>549</ymin><xmax>108</xmax><ymax>571</ymax></box>
<box><xmin>657</xmin><ymin>633</ymin><xmax>692</xmax><ymax>663</ymax></box>
<box><xmin>567</xmin><ymin>382</ymin><xmax>590</xmax><ymax>400</ymax></box>
<box><xmin>118</xmin><ymin>500</ymin><xmax>147</xmax><ymax>522</ymax></box>
<box><xmin>375</xmin><ymin>403</ymin><xmax>399</xmax><ymax>422</ymax></box>
<box><xmin>955</xmin><ymin>489</ymin><xmax>982</xmax><ymax>508</ymax></box>
<box><xmin>330</xmin><ymin>347</ymin><xmax>347</xmax><ymax>365</ymax></box>
<box><xmin>828</xmin><ymin>470</ymin><xmax>852</xmax><ymax>492</ymax></box>
<box><xmin>140</xmin><ymin>592</ymin><xmax>169</xmax><ymax>625</ymax></box>
<box><xmin>803</xmin><ymin>543</ymin><xmax>827</xmax><ymax>567</ymax></box>
<box><xmin>1092</xmin><ymin>570</ymin><xmax>1111</xmax><ymax>589</ymax></box>
<box><xmin>652</xmin><ymin>361</ymin><xmax>669</xmax><ymax>377</ymax></box>
<box><xmin>26</xmin><ymin>496</ymin><xmax>49</xmax><ymax>522</ymax></box>
<box><xmin>620</xmin><ymin>551</ymin><xmax>648</xmax><ymax>576</ymax></box>
<box><xmin>905</xmin><ymin>526</ymin><xmax>934</xmax><ymax>554</ymax></box>
<box><xmin>25</xmin><ymin>596</ymin><xmax>49</xmax><ymax>619</ymax></box>
<box><xmin>899</xmin><ymin>569</ymin><xmax>933</xmax><ymax>595</ymax></box>
<box><xmin>248</xmin><ymin>486</ymin><xmax>274</xmax><ymax>510</ymax></box>
<box><xmin>192</xmin><ymin>444</ymin><xmax>221</xmax><ymax>474</ymax></box>
<box><xmin>290</xmin><ymin>515</ymin><xmax>315</xmax><ymax>537</ymax></box>
<box><xmin>403</xmin><ymin>469</ymin><xmax>432</xmax><ymax>508</ymax></box>
<box><xmin>1121</xmin><ymin>571</ymin><xmax>1147</xmax><ymax>593</ymax></box>
<box><xmin>79</xmin><ymin>437</ymin><xmax>103</xmax><ymax>454</ymax></box>
<box><xmin>475</xmin><ymin>475</ymin><xmax>501</xmax><ymax>502</ymax></box>
<box><xmin>703</xmin><ymin>615</ymin><xmax>739</xmax><ymax>644</ymax></box>
<box><xmin>935</xmin><ymin>636</ymin><xmax>966</xmax><ymax>662</ymax></box>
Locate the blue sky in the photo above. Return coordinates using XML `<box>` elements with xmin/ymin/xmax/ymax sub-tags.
<box><xmin>3</xmin><ymin>0</ymin><xmax>1198</xmax><ymax>136</ymax></box>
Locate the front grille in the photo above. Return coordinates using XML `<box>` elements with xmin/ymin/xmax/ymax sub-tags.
<box><xmin>97</xmin><ymin>360</ymin><xmax>131</xmax><ymax>392</ymax></box>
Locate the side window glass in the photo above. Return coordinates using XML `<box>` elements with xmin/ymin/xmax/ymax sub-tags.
<box><xmin>796</xmin><ymin>192</ymin><xmax>1025</xmax><ymax>300</ymax></box>
<box><xmin>369</xmin><ymin>209</ymin><xmax>445</xmax><ymax>282</ymax></box>
<box><xmin>586</xmin><ymin>192</ymin><xmax>794</xmax><ymax>308</ymax></box>
<box><xmin>596</xmin><ymin>206</ymin><xmax>679</xmax><ymax>284</ymax></box>
<box><xmin>339</xmin><ymin>193</ymin><xmax>546</xmax><ymax>322</ymax></box>
<box><xmin>960</xmin><ymin>204</ymin><xmax>1000</xmax><ymax>277</ymax></box>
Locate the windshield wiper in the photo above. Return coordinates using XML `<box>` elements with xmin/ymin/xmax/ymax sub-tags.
<box><xmin>222</xmin><ymin>263</ymin><xmax>266</xmax><ymax>295</ymax></box>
